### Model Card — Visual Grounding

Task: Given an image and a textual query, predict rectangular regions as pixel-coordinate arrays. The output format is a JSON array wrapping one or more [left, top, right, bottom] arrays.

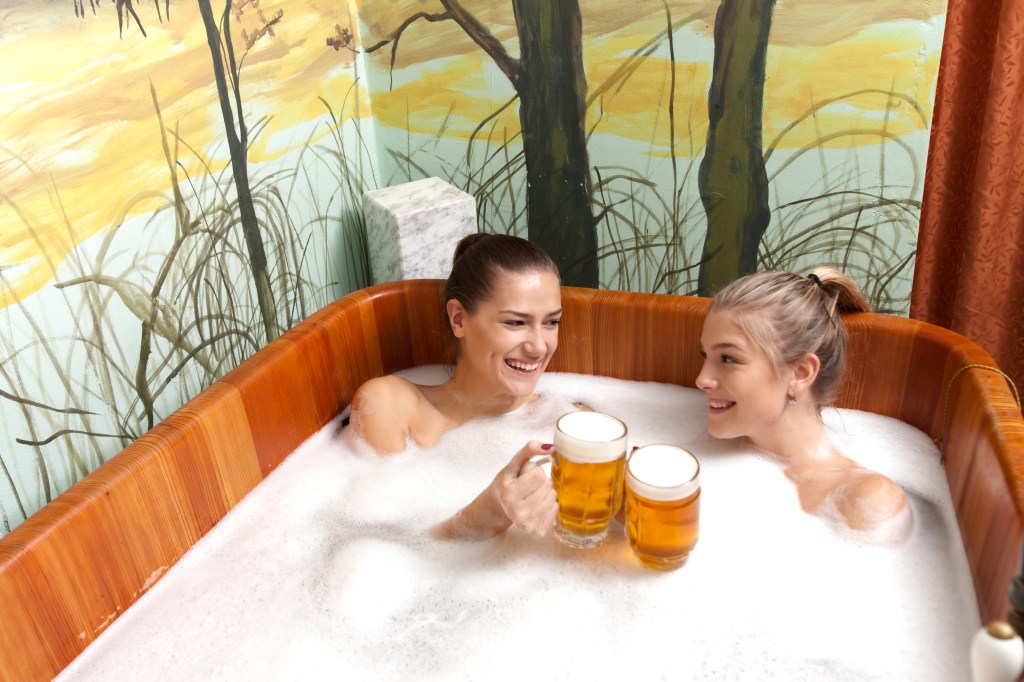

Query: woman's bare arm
[[432, 441, 557, 540]]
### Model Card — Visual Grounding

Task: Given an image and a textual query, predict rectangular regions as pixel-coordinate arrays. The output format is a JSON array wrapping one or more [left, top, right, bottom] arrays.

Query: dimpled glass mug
[[551, 411, 628, 548], [624, 444, 701, 570]]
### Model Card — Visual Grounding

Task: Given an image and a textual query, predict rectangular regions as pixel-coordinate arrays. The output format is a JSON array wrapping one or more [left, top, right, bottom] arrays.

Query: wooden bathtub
[[1, 280, 1022, 680]]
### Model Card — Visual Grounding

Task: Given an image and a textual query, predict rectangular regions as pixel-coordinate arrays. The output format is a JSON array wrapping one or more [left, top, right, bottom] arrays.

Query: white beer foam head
[[627, 445, 700, 501], [555, 411, 628, 462]]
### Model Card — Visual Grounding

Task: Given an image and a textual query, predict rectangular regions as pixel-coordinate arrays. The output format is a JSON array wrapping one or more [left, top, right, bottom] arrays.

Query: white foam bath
[[56, 368, 980, 681]]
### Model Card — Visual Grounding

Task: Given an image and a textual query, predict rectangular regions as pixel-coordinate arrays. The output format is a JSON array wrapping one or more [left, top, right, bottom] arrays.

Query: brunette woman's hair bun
[[445, 233, 559, 314], [452, 233, 491, 264]]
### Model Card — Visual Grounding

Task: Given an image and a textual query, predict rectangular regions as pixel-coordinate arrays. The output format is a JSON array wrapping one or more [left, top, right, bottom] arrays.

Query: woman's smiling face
[[452, 267, 562, 399], [695, 309, 790, 442]]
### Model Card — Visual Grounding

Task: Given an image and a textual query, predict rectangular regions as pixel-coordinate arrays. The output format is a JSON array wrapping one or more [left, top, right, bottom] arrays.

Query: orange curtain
[[912, 0, 1024, 392]]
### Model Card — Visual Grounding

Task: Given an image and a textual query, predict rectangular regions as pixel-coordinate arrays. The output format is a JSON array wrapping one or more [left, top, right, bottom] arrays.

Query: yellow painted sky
[[0, 0, 365, 306], [368, 15, 939, 155], [1, 0, 943, 307]]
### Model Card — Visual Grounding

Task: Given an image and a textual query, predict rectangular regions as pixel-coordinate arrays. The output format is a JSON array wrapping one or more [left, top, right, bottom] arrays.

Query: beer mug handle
[[524, 453, 553, 477]]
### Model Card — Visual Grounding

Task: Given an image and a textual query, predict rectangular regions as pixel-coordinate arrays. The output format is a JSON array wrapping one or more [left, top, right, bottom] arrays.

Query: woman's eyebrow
[[498, 308, 563, 317]]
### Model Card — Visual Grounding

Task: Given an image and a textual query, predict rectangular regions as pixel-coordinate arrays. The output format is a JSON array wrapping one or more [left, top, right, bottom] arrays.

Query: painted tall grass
[[0, 86, 373, 534]]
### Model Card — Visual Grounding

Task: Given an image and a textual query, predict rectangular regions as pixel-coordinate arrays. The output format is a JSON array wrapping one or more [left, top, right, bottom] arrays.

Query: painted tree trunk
[[697, 0, 776, 295], [198, 0, 279, 343], [513, 0, 598, 288]]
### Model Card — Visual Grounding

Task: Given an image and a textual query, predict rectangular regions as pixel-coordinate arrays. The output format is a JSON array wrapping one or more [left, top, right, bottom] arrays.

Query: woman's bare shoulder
[[355, 374, 420, 402], [349, 375, 423, 453], [832, 471, 909, 532]]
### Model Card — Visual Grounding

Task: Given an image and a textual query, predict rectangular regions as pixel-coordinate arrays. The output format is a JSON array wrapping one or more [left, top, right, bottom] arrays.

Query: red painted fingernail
[[541, 443, 554, 450]]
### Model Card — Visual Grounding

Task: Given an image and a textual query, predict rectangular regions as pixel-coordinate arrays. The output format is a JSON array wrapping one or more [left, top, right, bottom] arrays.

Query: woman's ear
[[789, 352, 821, 399], [447, 299, 467, 339]]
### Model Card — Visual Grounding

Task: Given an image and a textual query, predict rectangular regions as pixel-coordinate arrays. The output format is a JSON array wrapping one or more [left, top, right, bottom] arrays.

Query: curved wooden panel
[[1, 280, 1021, 680], [550, 287, 710, 383], [0, 383, 262, 680]]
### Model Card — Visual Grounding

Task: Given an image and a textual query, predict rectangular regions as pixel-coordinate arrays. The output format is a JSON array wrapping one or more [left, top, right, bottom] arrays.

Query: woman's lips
[[505, 359, 540, 373], [708, 398, 735, 413]]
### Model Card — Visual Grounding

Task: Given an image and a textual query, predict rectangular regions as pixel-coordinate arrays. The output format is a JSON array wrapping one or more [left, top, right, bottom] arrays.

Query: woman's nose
[[695, 362, 714, 390], [524, 326, 547, 354]]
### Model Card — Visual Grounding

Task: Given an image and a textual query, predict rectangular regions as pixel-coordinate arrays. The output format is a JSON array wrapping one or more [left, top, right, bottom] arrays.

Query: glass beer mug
[[624, 444, 701, 569], [551, 411, 628, 548]]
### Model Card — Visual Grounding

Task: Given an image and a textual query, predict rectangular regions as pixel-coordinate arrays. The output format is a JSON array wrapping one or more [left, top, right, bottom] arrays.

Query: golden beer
[[552, 411, 628, 547], [625, 445, 700, 570]]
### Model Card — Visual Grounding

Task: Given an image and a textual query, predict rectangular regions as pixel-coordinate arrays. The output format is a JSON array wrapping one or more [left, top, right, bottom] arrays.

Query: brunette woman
[[349, 233, 562, 540]]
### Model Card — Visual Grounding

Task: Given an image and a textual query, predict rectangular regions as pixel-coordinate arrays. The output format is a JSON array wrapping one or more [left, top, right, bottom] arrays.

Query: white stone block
[[362, 177, 478, 284]]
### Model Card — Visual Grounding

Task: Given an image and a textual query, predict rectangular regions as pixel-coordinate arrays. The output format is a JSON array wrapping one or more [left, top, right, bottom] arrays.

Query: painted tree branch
[[153, 0, 169, 23], [17, 429, 129, 448], [72, 0, 168, 36], [0, 388, 96, 417], [198, 0, 279, 345], [364, 11, 453, 87], [326, 24, 355, 52], [117, 0, 147, 37], [440, 0, 521, 90], [241, 7, 283, 50]]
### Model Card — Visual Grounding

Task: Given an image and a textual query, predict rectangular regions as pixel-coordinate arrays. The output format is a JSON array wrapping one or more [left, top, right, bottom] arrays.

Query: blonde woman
[[696, 268, 909, 536]]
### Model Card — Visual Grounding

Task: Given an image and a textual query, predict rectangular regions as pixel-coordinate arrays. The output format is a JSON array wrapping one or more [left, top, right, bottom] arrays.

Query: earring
[[787, 394, 797, 406]]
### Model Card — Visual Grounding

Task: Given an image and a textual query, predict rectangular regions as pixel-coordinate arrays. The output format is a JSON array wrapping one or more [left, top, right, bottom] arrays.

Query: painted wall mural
[[0, 0, 945, 536], [358, 0, 943, 297], [0, 0, 373, 534]]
